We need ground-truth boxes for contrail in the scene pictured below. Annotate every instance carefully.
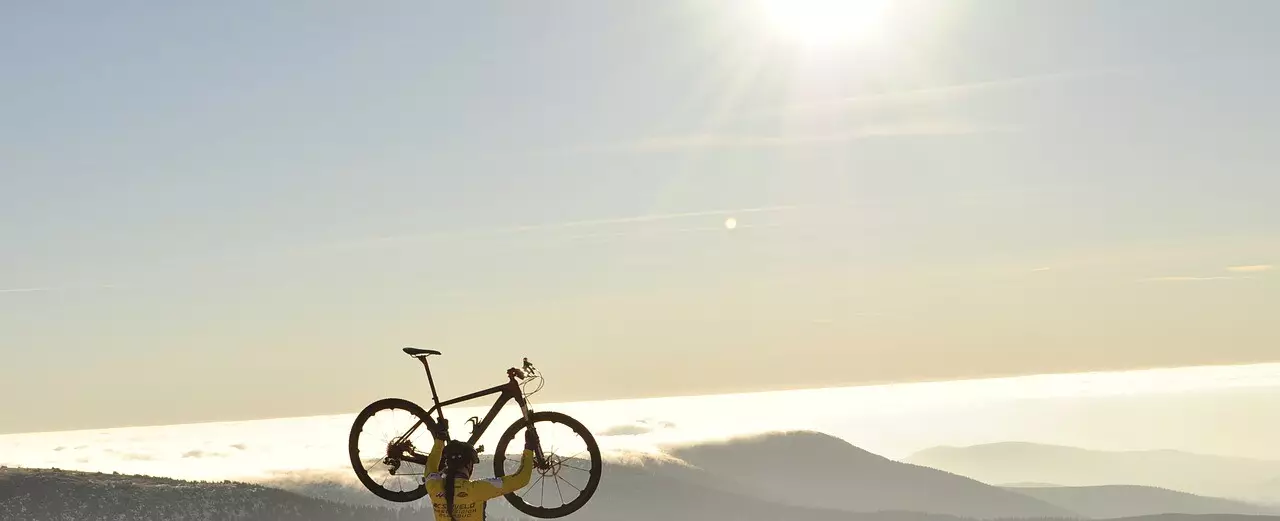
[507,204,797,230]
[340,204,800,248]
[739,67,1138,118]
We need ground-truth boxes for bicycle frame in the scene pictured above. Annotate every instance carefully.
[402,356,532,450]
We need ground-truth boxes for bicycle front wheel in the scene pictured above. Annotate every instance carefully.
[492,411,603,518]
[348,397,434,502]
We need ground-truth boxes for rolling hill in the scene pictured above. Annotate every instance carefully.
[1005,484,1279,518]
[907,443,1280,502]
[660,431,1075,519]
[558,456,976,521]
[8,455,1280,521]
[0,467,423,521]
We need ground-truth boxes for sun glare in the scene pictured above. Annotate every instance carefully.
[758,0,891,48]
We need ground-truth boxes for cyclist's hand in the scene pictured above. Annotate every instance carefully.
[431,418,450,440]
[524,428,540,450]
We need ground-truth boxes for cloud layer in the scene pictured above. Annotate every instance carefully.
[1142,276,1245,282]
[587,123,1018,153]
[1228,265,1273,273]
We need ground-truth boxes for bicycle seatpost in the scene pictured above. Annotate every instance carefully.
[418,357,444,421]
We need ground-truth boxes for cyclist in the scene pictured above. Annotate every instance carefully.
[424,419,539,521]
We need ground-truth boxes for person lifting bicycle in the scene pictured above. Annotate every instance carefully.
[424,418,540,521]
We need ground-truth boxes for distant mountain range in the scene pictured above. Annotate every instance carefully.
[552,456,975,521]
[271,431,1280,521]
[266,431,1070,521]
[1004,485,1279,519]
[906,442,1280,503]
[8,433,1280,521]
[662,431,1074,519]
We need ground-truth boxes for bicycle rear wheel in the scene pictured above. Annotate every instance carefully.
[492,411,603,518]
[348,397,435,502]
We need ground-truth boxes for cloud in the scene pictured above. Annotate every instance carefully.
[810,313,896,324]
[564,222,782,242]
[0,284,122,295]
[572,68,1129,155]
[600,424,656,436]
[588,123,1018,153]
[0,287,53,294]
[339,204,798,249]
[524,205,795,229]
[743,68,1132,118]
[181,450,226,459]
[1227,265,1273,273]
[1140,276,1246,282]
[104,448,155,461]
[1031,267,1053,272]
[230,443,247,450]
[600,419,678,437]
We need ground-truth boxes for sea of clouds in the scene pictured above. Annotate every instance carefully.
[3,362,1279,483]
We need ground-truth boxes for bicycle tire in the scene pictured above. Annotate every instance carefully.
[492,411,603,518]
[348,397,434,502]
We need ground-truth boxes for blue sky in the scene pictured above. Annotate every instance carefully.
[2,0,1278,433]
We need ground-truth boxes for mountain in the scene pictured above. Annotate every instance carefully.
[558,456,976,521]
[8,461,1280,521]
[1005,485,1279,518]
[268,452,979,521]
[0,467,423,521]
[907,443,1280,502]
[662,431,1076,519]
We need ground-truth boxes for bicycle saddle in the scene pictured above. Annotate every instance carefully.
[403,347,441,357]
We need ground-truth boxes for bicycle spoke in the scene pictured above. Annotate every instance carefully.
[521,474,546,500]
[540,471,546,505]
[558,474,583,492]
[554,474,565,505]
[560,462,589,472]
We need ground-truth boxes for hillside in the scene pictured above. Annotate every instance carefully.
[6,463,1280,521]
[907,443,1280,502]
[0,467,421,521]
[560,456,975,521]
[1005,485,1279,519]
[664,431,1076,519]
[261,453,977,521]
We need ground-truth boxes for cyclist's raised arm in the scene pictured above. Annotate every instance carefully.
[425,418,448,477]
[472,448,534,499]
[470,429,538,500]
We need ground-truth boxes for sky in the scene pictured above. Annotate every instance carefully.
[2,0,1279,434]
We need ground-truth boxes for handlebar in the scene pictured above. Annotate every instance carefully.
[508,357,539,380]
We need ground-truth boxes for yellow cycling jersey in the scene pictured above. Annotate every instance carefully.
[423,438,534,521]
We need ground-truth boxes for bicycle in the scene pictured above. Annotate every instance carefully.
[347,348,603,518]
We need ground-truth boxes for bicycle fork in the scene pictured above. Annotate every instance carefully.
[517,398,550,470]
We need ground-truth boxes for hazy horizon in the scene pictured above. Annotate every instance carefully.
[4,361,1280,486]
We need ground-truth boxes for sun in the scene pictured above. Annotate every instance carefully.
[758,0,891,48]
